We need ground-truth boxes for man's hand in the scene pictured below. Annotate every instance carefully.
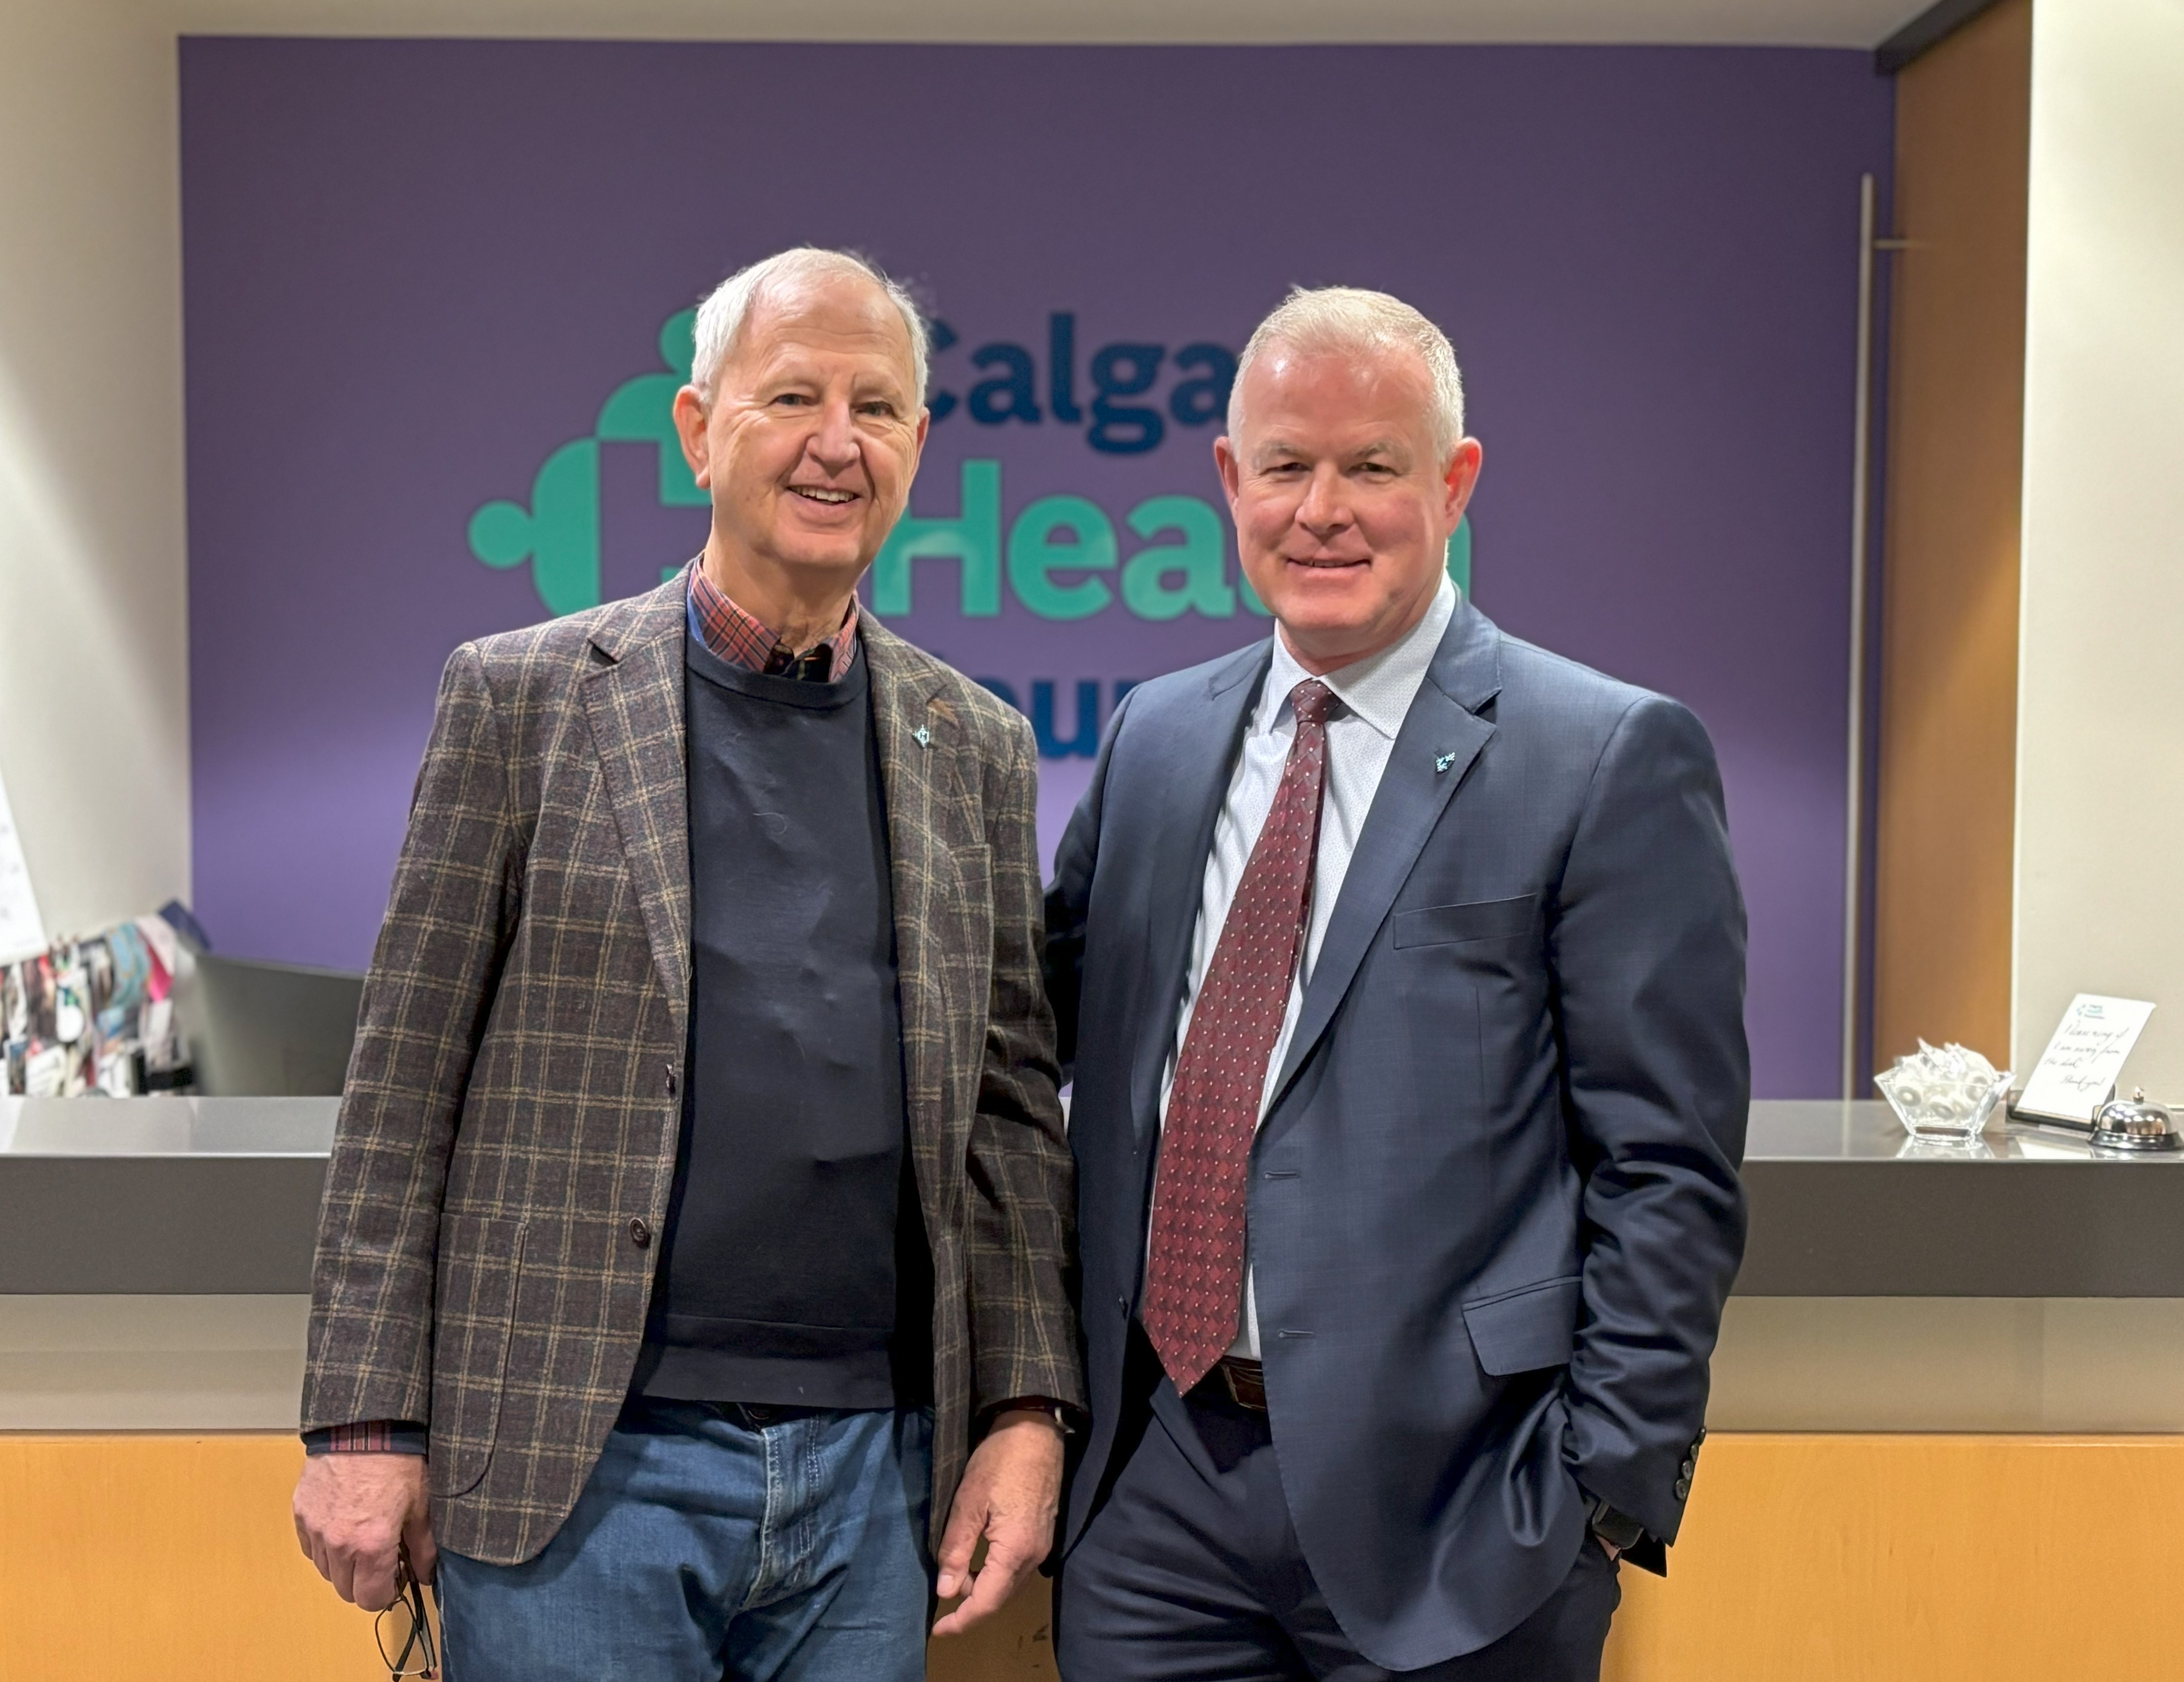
[931,1411,1065,1637]
[292,1452,436,1612]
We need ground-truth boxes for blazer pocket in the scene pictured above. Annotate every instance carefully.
[934,842,994,1027]
[428,1214,526,1499]
[949,842,992,899]
[1461,1275,1582,1376]
[1392,894,1537,950]
[943,841,993,949]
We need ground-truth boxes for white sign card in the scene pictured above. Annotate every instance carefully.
[0,761,48,964]
[2016,993,2158,1124]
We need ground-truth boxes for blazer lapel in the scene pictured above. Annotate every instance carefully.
[582,573,693,1037]
[1270,599,1504,1104]
[1128,641,1271,1149]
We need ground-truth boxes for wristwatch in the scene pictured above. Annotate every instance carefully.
[1585,1492,1646,1554]
[989,1397,1077,1437]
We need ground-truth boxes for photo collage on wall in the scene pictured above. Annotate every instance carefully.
[2,912,194,1098]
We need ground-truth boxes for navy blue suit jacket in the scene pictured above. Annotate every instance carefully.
[1045,598,1749,1670]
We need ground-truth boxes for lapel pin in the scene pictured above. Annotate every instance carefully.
[913,725,932,749]
[1434,751,1456,774]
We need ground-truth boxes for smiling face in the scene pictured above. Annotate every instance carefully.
[1216,342,1482,675]
[673,270,928,626]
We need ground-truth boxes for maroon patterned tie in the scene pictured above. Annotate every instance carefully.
[1143,678,1336,1392]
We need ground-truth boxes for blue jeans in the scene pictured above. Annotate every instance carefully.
[438,1401,933,1682]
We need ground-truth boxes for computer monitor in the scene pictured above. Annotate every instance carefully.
[182,954,364,1097]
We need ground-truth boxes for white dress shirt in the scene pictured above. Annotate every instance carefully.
[1157,575,1458,1360]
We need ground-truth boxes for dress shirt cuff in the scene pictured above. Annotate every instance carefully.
[303,1421,429,1456]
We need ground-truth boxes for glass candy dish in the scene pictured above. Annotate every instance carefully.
[1874,1040,2012,1142]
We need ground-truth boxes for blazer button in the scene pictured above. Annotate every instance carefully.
[629,1217,653,1249]
[1674,1476,1691,1501]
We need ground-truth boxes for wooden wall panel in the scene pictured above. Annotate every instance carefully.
[1871,0,2032,1078]
[6,1432,2182,1680]
[0,1434,385,1682]
[1604,1434,2184,1681]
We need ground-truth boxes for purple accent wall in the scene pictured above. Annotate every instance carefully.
[180,39,1891,1097]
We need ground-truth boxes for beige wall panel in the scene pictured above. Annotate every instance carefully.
[1871,0,2030,1077]
[0,0,192,943]
[1707,1296,2184,1432]
[17,1292,2184,1437]
[0,1296,309,1431]
[2014,0,2184,1101]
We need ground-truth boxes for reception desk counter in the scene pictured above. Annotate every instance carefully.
[5,1097,2182,1681]
[6,1096,2183,1298]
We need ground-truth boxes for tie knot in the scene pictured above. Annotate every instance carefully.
[1290,678,1335,731]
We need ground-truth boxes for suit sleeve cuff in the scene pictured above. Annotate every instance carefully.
[303,1421,429,1456]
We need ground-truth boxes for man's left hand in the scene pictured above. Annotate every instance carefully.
[931,1410,1065,1636]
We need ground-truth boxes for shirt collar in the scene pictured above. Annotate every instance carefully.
[686,559,860,682]
[1259,574,1458,740]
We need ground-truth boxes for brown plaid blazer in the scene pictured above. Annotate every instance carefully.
[302,571,1083,1566]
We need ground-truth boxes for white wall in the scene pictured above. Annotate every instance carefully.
[2015,0,2184,1099]
[0,0,191,942]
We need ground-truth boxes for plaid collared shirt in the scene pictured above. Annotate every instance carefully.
[688,561,860,682]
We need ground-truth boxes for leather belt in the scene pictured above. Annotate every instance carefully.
[1215,1356,1267,1412]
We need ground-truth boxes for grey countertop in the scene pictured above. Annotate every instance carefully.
[4,1097,2181,1296]
[1745,1098,2184,1165]
[1738,1100,2184,1297]
[0,1095,337,1156]
[0,1098,336,1294]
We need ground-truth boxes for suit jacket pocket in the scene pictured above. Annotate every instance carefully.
[1461,1275,1582,1376]
[1392,894,1537,950]
[428,1214,526,1499]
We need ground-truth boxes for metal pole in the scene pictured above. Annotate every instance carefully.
[1842,172,1877,1101]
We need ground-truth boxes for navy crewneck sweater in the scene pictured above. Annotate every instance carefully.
[635,630,931,1408]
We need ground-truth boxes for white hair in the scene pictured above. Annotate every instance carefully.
[688,246,929,407]
[1228,285,1466,459]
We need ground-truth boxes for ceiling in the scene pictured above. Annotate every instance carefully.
[165,0,1937,49]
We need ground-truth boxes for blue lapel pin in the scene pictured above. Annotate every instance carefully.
[913,725,932,749]
[1434,751,1456,774]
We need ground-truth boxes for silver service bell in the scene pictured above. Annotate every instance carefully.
[2090,1089,2183,1153]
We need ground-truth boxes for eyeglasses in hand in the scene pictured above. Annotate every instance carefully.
[374,1547,439,1679]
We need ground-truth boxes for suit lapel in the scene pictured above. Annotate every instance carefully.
[1129,641,1271,1148]
[1270,599,1504,1104]
[582,573,694,1037]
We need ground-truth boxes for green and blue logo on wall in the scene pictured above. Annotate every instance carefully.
[466,309,1473,623]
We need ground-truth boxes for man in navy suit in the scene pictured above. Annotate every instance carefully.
[1045,286,1749,1680]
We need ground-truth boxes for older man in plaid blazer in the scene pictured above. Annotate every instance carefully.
[293,248,1083,1681]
